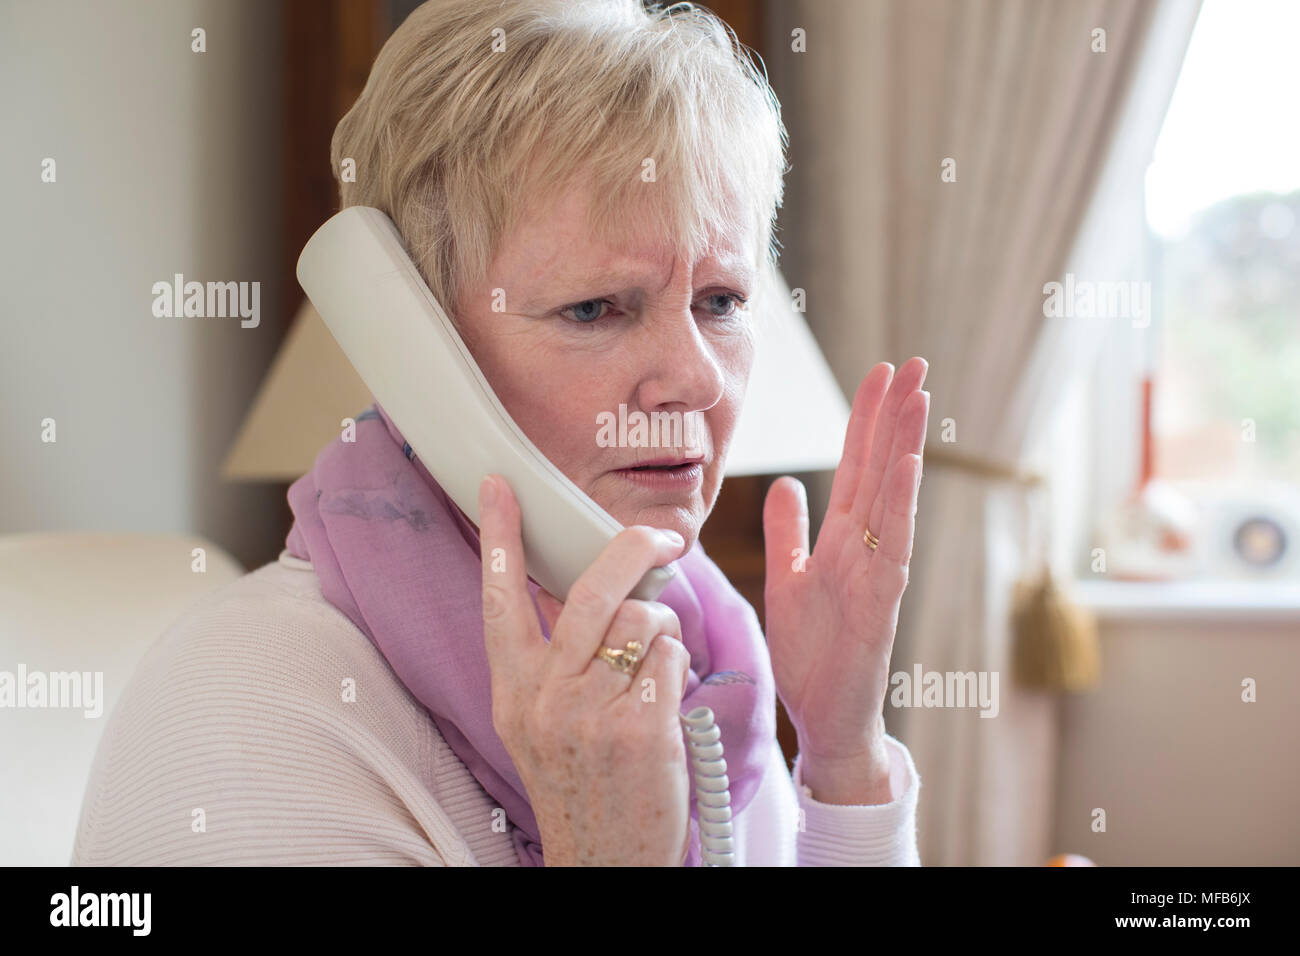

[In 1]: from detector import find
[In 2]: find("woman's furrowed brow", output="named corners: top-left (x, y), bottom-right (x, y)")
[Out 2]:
top-left (512, 264), bottom-right (661, 310)
top-left (519, 258), bottom-right (754, 307)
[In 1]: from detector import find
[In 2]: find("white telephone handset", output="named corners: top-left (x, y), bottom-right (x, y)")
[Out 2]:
top-left (296, 205), bottom-right (734, 865)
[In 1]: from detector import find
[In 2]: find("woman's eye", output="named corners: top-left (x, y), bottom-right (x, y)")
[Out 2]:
top-left (561, 298), bottom-right (613, 324)
top-left (701, 293), bottom-right (747, 318)
top-left (559, 292), bottom-right (747, 325)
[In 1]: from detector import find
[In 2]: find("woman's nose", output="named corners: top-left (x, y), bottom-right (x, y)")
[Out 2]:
top-left (632, 306), bottom-right (728, 415)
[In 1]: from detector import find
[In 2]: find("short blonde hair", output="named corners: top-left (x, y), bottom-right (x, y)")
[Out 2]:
top-left (330, 0), bottom-right (788, 318)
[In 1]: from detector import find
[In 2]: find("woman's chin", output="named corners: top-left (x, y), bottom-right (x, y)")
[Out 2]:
top-left (584, 473), bottom-right (709, 554)
top-left (601, 502), bottom-right (699, 554)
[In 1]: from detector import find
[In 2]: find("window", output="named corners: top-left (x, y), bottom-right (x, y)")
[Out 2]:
top-left (1137, 0), bottom-right (1300, 581)
top-left (1076, 0), bottom-right (1300, 590)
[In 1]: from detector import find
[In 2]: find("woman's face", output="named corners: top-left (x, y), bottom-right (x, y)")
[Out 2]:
top-left (453, 181), bottom-right (757, 558)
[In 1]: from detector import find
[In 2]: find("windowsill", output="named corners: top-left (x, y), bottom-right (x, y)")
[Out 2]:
top-left (1070, 578), bottom-right (1300, 622)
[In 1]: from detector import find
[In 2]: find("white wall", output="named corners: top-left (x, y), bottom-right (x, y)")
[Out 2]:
top-left (0, 0), bottom-right (283, 570)
top-left (1053, 612), bottom-right (1300, 864)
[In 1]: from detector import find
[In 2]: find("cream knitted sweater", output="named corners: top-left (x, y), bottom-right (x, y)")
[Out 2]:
top-left (71, 552), bottom-right (921, 866)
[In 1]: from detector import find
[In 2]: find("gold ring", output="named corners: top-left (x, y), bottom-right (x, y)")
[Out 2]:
top-left (864, 526), bottom-right (879, 551)
top-left (594, 640), bottom-right (645, 676)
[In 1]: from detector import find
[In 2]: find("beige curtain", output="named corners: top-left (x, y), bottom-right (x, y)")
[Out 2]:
top-left (764, 0), bottom-right (1197, 864)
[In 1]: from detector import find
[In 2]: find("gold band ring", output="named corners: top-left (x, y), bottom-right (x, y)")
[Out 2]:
top-left (593, 640), bottom-right (645, 676)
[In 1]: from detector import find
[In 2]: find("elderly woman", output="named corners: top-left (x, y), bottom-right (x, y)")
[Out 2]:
top-left (73, 0), bottom-right (930, 867)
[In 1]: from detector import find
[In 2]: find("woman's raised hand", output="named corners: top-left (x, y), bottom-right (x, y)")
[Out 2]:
top-left (478, 474), bottom-right (694, 866)
top-left (761, 357), bottom-right (929, 803)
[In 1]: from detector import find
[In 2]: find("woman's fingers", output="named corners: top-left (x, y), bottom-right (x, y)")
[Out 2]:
top-left (536, 588), bottom-right (563, 636)
top-left (479, 475), bottom-right (543, 674)
top-left (628, 629), bottom-right (692, 713)
top-left (827, 363), bottom-right (893, 516)
top-left (867, 388), bottom-right (929, 543)
top-left (547, 525), bottom-right (684, 679)
top-left (850, 356), bottom-right (928, 529)
top-left (584, 599), bottom-right (680, 699)
top-left (763, 475), bottom-right (810, 589)
top-left (864, 453), bottom-right (923, 626)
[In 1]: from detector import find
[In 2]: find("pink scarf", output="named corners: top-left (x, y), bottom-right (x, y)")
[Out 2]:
top-left (285, 403), bottom-right (775, 866)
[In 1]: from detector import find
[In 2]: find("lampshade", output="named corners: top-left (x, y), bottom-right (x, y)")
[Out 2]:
top-left (221, 264), bottom-right (850, 481)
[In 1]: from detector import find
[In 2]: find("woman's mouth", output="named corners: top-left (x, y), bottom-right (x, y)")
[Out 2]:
top-left (613, 460), bottom-right (704, 488)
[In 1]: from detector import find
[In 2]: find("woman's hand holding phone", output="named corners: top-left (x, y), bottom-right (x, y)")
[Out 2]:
top-left (478, 474), bottom-right (693, 866)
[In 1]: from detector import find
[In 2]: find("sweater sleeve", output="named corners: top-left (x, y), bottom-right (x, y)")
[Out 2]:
top-left (790, 734), bottom-right (921, 866)
top-left (70, 579), bottom-right (466, 867)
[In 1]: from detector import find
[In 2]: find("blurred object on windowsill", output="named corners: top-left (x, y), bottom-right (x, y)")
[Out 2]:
top-left (1189, 478), bottom-right (1299, 580)
top-left (1092, 477), bottom-right (1300, 585)
top-left (1096, 370), bottom-right (1201, 580)
top-left (1096, 478), bottom-right (1200, 581)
